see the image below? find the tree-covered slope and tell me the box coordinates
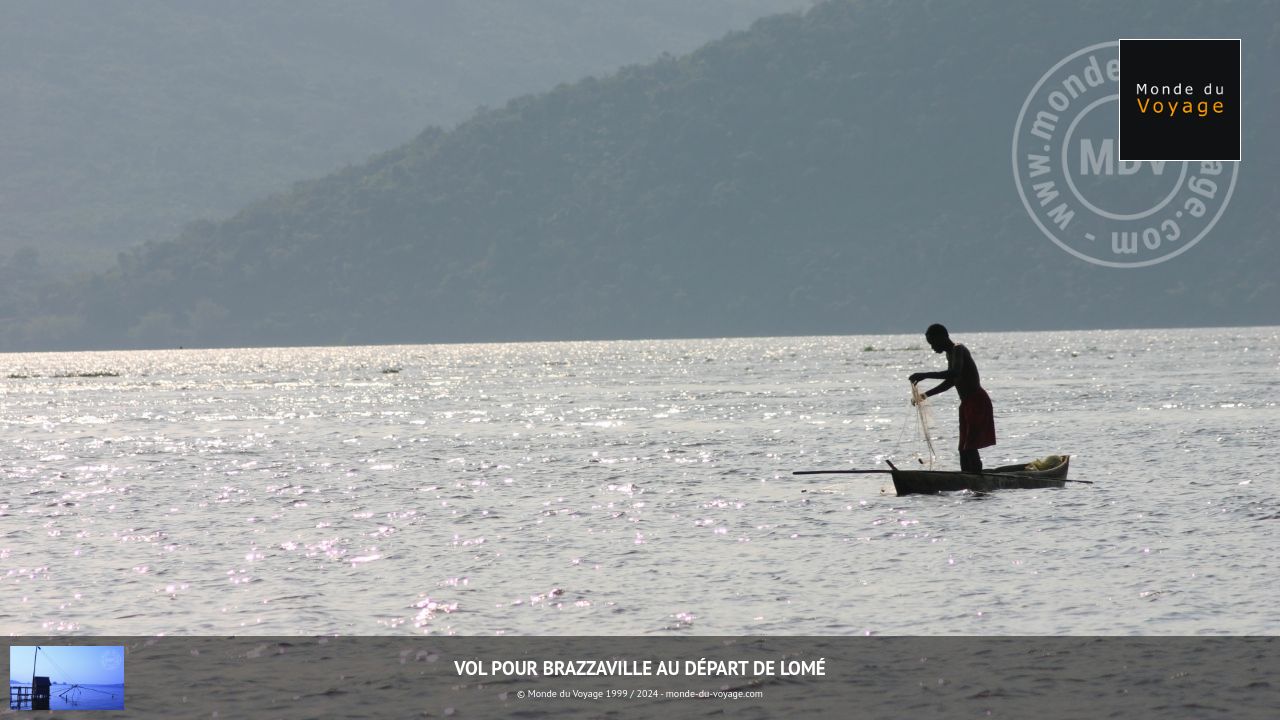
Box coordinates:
[4,0,1276,350]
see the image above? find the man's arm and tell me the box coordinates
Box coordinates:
[909,371,948,381]
[909,348,966,397]
[924,378,954,398]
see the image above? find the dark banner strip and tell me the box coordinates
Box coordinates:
[4,637,1278,718]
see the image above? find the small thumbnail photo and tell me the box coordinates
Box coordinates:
[9,645,125,711]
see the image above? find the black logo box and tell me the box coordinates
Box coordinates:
[1119,38,1241,161]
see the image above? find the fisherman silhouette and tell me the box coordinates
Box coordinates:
[908,324,995,472]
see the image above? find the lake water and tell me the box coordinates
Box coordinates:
[1,327,1276,636]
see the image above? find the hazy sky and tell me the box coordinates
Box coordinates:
[9,645,125,685]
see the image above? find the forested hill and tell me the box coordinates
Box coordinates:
[4,0,1276,350]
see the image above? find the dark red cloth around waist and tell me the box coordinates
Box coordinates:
[958,388,996,450]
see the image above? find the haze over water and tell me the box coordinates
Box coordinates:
[1,327,1276,635]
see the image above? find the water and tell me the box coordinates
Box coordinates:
[1,328,1276,636]
[8,683,125,711]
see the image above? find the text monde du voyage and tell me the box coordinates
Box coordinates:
[1134,83,1228,118]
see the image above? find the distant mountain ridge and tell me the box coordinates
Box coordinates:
[2,0,1275,350]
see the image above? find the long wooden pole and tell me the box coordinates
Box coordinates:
[791,469,892,475]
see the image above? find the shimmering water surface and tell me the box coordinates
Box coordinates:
[2,328,1276,635]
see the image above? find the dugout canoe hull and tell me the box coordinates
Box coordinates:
[890,455,1070,495]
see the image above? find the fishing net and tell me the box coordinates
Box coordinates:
[910,382,937,469]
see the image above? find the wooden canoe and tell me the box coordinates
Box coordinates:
[889,455,1070,495]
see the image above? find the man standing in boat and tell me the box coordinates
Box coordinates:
[908,324,995,473]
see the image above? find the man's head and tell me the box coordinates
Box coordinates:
[925,323,950,353]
